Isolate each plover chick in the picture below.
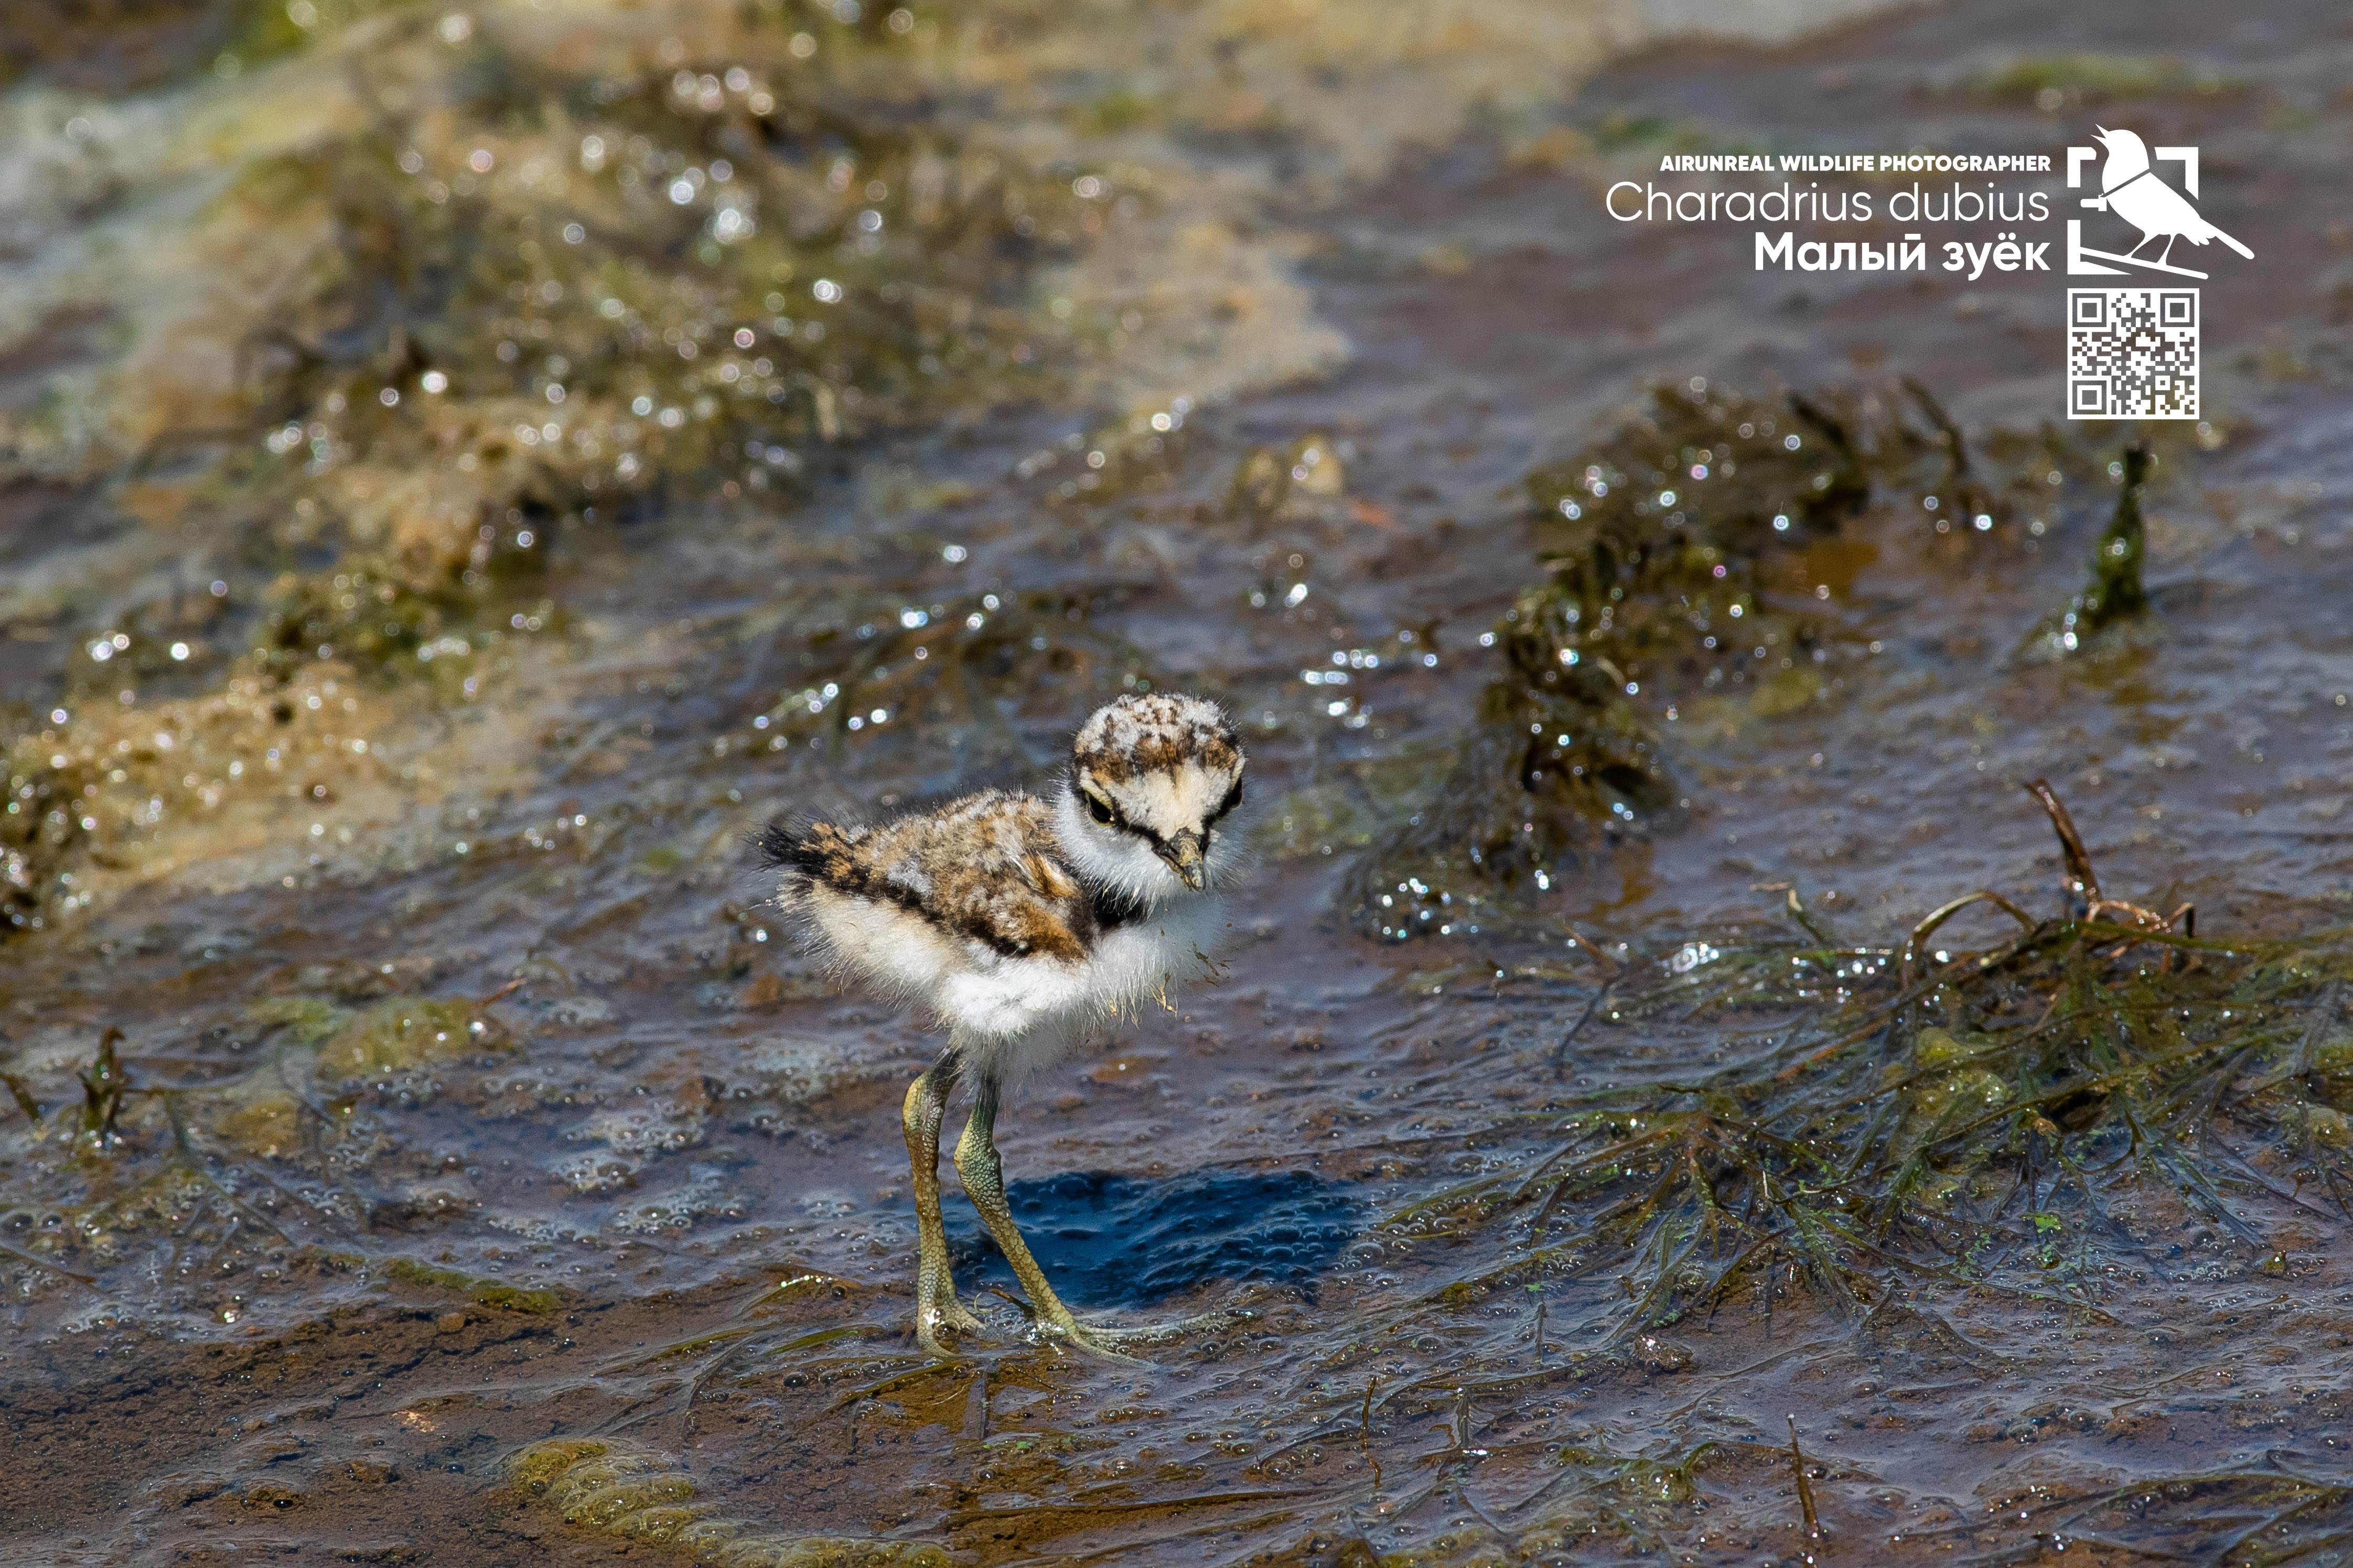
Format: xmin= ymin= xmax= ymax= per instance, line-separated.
xmin=760 ymin=693 xmax=1248 ymax=1356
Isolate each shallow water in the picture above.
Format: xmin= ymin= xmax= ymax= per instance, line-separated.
xmin=8 ymin=0 xmax=2353 ymax=1563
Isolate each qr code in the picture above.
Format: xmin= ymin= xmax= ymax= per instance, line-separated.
xmin=2067 ymin=288 xmax=2198 ymax=420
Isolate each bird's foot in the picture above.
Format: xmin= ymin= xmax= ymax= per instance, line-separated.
xmin=1030 ymin=1306 xmax=1252 ymax=1362
xmin=915 ymin=1294 xmax=990 ymax=1357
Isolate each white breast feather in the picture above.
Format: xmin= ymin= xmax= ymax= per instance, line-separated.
xmin=803 ymin=894 xmax=1224 ymax=1085
xmin=805 ymin=886 xmax=962 ymax=1002
xmin=798 ymin=818 xmax=1232 ymax=1086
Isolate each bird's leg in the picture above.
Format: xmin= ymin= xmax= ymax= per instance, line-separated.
xmin=952 ymin=1080 xmax=1154 ymax=1361
xmin=904 ymin=1052 xmax=984 ymax=1354
xmin=2156 ymin=233 xmax=2178 ymax=268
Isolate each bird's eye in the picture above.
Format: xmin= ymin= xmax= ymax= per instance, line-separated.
xmin=1084 ymin=792 xmax=1115 ymax=826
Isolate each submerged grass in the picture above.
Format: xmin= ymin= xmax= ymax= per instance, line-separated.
xmin=1389 ymin=784 xmax=2353 ymax=1340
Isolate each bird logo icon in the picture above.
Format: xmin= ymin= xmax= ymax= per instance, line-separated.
xmin=2068 ymin=128 xmax=2252 ymax=279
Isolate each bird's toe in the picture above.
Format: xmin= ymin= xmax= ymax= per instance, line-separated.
xmin=916 ymin=1297 xmax=990 ymax=1356
xmin=1033 ymin=1306 xmax=1252 ymax=1362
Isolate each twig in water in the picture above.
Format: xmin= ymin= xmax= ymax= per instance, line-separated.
xmin=1564 ymin=924 xmax=1624 ymax=979
xmin=0 ymin=1237 xmax=99 ymax=1289
xmin=1551 ymin=981 xmax=1616 ymax=1076
xmin=1787 ymin=1415 xmax=1823 ymax=1541
xmin=0 ymin=1070 xmax=39 ymax=1124
xmin=2025 ymin=778 xmax=2099 ymax=913
xmin=1785 ymin=885 xmax=1838 ymax=949
xmin=1899 ymin=889 xmax=2037 ymax=982
xmin=79 ymin=1028 xmax=128 ymax=1145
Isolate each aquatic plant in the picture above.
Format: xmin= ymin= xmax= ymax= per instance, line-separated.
xmin=1391 ymin=785 xmax=2353 ymax=1339
xmin=1346 ymin=379 xmax=2023 ymax=939
xmin=0 ymin=979 xmax=526 ymax=1311
xmin=2021 ymin=440 xmax=2151 ymax=658
xmin=2079 ymin=443 xmax=2151 ymax=626
xmin=75 ymin=1026 xmax=128 ymax=1146
xmin=708 ymin=586 xmax=1161 ymax=786
xmin=1971 ymin=1463 xmax=2353 ymax=1564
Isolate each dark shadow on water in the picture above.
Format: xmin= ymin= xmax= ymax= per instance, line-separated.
xmin=944 ymin=1169 xmax=1362 ymax=1310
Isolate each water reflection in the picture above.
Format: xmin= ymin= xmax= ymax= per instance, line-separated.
xmin=947 ymin=1168 xmax=1363 ymax=1309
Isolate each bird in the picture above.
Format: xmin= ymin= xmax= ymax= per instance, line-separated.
xmin=2083 ymin=127 xmax=2252 ymax=269
xmin=758 ymin=693 xmax=1249 ymax=1357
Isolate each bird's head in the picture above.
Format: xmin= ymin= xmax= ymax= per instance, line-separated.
xmin=2093 ymin=126 xmax=2150 ymax=170
xmin=1057 ymin=693 xmax=1247 ymax=899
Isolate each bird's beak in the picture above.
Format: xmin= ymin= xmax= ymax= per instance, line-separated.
xmin=2094 ymin=126 xmax=2111 ymax=145
xmin=1159 ymin=831 xmax=1208 ymax=890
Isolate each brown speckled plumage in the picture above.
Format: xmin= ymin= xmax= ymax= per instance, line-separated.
xmin=752 ymin=692 xmax=1249 ymax=1356
xmin=1071 ymin=693 xmax=1241 ymax=784
xmin=760 ymin=790 xmax=1140 ymax=964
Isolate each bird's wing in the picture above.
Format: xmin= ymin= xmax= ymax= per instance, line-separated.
xmin=882 ymin=793 xmax=1094 ymax=965
xmin=2118 ymin=180 xmax=2209 ymax=238
xmin=2154 ymin=186 xmax=2255 ymax=255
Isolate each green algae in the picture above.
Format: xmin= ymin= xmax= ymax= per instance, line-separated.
xmin=507 ymin=1437 xmax=949 ymax=1566
xmin=315 ymin=996 xmax=513 ymax=1087
xmin=0 ymin=0 xmax=394 ymax=95
xmin=244 ymin=994 xmax=350 ymax=1047
xmin=211 ymin=1090 xmax=307 ymax=1161
xmin=1960 ymin=52 xmax=2236 ymax=107
xmin=383 ymin=1257 xmax=565 ymax=1313
xmin=216 ymin=5 xmax=1101 ymax=598
xmin=158 ymin=2 xmax=1109 ymax=685
xmin=716 ymin=586 xmax=1157 ymax=776
xmin=1230 ymin=431 xmax=1348 ymax=520
xmin=1 ymin=2 xmax=1118 ymax=940
xmin=253 ymin=565 xmax=540 ymax=688
xmin=2 ymin=741 xmax=105 ymax=936
xmin=1345 ymin=380 xmax=2022 ymax=940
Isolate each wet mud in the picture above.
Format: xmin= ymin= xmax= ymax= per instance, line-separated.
xmin=9 ymin=0 xmax=2353 ymax=1563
